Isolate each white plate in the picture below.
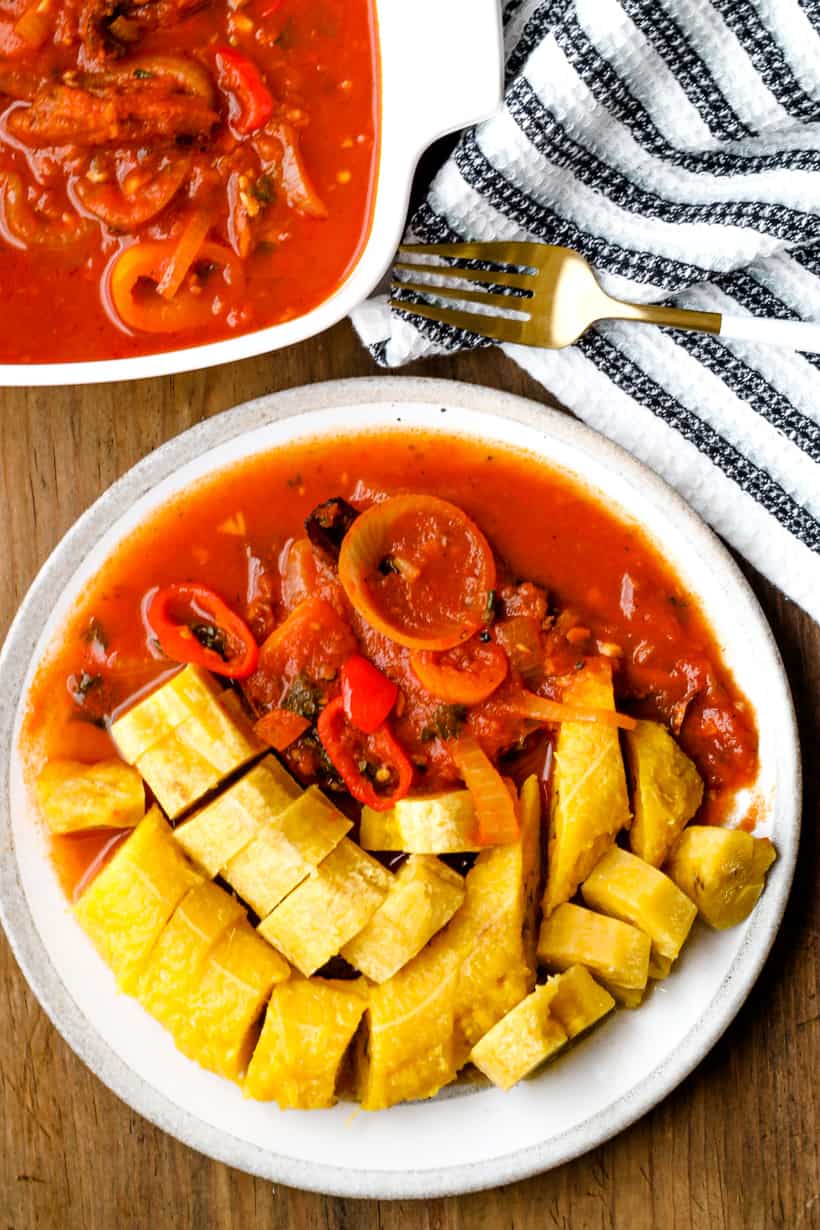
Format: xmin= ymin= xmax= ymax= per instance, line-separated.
xmin=0 ymin=377 xmax=800 ymax=1198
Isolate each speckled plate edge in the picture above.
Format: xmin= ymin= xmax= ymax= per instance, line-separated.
xmin=0 ymin=377 xmax=801 ymax=1199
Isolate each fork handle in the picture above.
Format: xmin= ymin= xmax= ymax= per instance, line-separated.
xmin=719 ymin=312 xmax=820 ymax=355
xmin=608 ymin=299 xmax=820 ymax=354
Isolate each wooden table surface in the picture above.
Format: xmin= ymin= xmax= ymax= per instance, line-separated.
xmin=1 ymin=325 xmax=817 ymax=1230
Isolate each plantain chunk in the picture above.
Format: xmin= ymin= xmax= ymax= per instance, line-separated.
xmin=648 ymin=952 xmax=673 ymax=979
xmin=357 ymin=940 xmax=462 ymax=1110
xmin=360 ymin=790 xmax=479 ymax=853
xmin=538 ymin=902 xmax=651 ymax=1007
xmin=625 ymin=720 xmax=704 ymax=867
xmin=176 ymin=918 xmax=289 ymax=1079
xmin=109 ymin=665 xmax=217 ymax=763
xmin=224 ymin=785 xmax=351 ymax=917
xmin=74 ymin=806 xmax=201 ymax=992
xmin=469 ymin=983 xmax=568 ymax=1090
xmin=470 ymin=965 xmax=615 ymax=1092
xmin=342 ymin=855 xmax=465 ymax=983
xmin=245 ymin=977 xmax=367 ymax=1108
xmin=665 ymin=826 xmax=776 ymax=929
xmin=357 ymin=774 xmax=544 ymax=1109
xmin=542 ymin=663 xmax=631 ymax=917
xmin=451 ymin=773 xmax=542 ymax=1059
xmin=174 ymin=754 xmax=301 ymax=878
xmin=547 ymin=965 xmax=615 ymax=1038
xmin=35 ymin=758 xmax=145 ymax=834
xmin=137 ymin=879 xmax=245 ymax=1037
xmin=258 ymin=839 xmax=392 ymax=976
xmin=581 ymin=845 xmax=697 ymax=975
xmin=111 ymin=665 xmax=263 ymax=819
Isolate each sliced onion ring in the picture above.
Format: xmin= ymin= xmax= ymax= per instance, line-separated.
xmin=338 ymin=493 xmax=497 ymax=651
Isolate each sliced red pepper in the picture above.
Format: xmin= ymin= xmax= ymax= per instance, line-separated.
xmin=317 ymin=697 xmax=413 ymax=811
xmin=146 ymin=583 xmax=259 ymax=679
xmin=214 ymin=45 xmax=274 ymax=135
xmin=341 ymin=654 xmax=398 ymax=734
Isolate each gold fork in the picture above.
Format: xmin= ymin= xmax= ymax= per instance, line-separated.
xmin=390 ymin=241 xmax=820 ymax=353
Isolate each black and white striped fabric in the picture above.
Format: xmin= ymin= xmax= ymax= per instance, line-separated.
xmin=352 ymin=0 xmax=820 ymax=622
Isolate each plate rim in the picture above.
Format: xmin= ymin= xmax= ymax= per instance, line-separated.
xmin=0 ymin=375 xmax=801 ymax=1199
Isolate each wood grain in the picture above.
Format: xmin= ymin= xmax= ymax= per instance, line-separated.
xmin=1 ymin=323 xmax=817 ymax=1230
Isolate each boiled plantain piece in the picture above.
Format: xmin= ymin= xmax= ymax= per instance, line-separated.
xmin=665 ymin=825 xmax=776 ymax=929
xmin=547 ymin=965 xmax=615 ymax=1038
xmin=258 ymin=839 xmax=392 ymax=976
xmin=341 ymin=855 xmax=465 ymax=983
xmin=358 ymin=806 xmax=402 ymax=852
xmin=581 ymin=845 xmax=697 ymax=974
xmin=136 ymin=715 xmax=262 ymax=821
xmin=245 ymin=977 xmax=367 ymax=1108
xmin=451 ymin=773 xmax=542 ymax=1060
xmin=74 ymin=806 xmax=202 ymax=992
xmin=35 ymin=758 xmax=145 ymax=834
xmin=356 ymin=774 xmax=543 ymax=1109
xmin=469 ymin=983 xmax=568 ymax=1090
xmin=174 ymin=754 xmax=301 ymax=878
xmin=360 ymin=790 xmax=479 ymax=853
xmin=224 ymin=785 xmax=351 ymax=918
xmin=518 ymin=774 xmax=544 ymax=973
xmin=538 ymin=902 xmax=651 ymax=1006
xmin=357 ymin=939 xmax=462 ymax=1110
xmin=111 ymin=665 xmax=263 ymax=819
xmin=110 ymin=664 xmax=218 ymax=763
xmin=176 ymin=918 xmax=290 ymax=1079
xmin=542 ymin=663 xmax=631 ymax=918
xmin=606 ymin=983 xmax=646 ymax=1008
xmin=648 ymin=952 xmax=673 ymax=980
xmin=625 ymin=720 xmax=704 ymax=867
xmin=137 ymin=879 xmax=245 ymax=1037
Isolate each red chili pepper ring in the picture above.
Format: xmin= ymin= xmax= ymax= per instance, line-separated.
xmin=146 ymin=582 xmax=259 ymax=679
xmin=317 ymin=697 xmax=413 ymax=811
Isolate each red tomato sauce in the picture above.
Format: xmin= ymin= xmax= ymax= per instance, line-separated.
xmin=21 ymin=430 xmax=759 ymax=897
xmin=0 ymin=0 xmax=378 ymax=363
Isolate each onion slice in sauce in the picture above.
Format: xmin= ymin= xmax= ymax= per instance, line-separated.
xmin=338 ymin=494 xmax=497 ymax=651
xmin=157 ymin=209 xmax=212 ymax=299
xmin=449 ymin=730 xmax=519 ymax=846
xmin=512 ymin=689 xmax=637 ymax=730
xmin=1 ymin=172 xmax=93 ymax=247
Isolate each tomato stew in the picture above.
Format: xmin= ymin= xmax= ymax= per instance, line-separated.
xmin=22 ymin=431 xmax=759 ymax=899
xmin=0 ymin=0 xmax=377 ymax=362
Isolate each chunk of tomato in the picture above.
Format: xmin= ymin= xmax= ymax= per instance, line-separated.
xmin=243 ymin=596 xmax=358 ymax=716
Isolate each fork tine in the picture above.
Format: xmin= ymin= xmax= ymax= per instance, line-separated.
xmin=388 ymin=298 xmax=528 ymax=345
xmin=391 ymin=280 xmax=532 ymax=314
xmin=398 ymin=241 xmax=542 ymax=268
xmin=394 ymin=261 xmax=534 ymax=291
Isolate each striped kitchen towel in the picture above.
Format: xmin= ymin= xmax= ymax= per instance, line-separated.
xmin=351 ymin=0 xmax=820 ymax=624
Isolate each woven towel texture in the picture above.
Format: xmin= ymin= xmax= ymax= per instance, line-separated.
xmin=351 ymin=0 xmax=820 ymax=622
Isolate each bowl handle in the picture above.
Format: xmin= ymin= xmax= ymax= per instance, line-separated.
xmin=377 ymin=0 xmax=504 ymax=155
